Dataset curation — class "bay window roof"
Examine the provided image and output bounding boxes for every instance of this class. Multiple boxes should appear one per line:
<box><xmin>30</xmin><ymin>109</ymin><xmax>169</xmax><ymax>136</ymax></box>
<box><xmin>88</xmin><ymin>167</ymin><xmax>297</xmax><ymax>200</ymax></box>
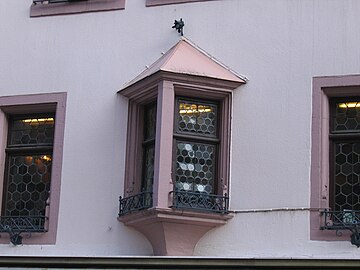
<box><xmin>120</xmin><ymin>37</ymin><xmax>247</xmax><ymax>95</ymax></box>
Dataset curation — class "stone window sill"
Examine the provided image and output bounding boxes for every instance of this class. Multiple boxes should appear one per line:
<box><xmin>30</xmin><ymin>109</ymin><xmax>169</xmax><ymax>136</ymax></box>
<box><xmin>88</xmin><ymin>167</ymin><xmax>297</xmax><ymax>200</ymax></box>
<box><xmin>30</xmin><ymin>0</ymin><xmax>125</xmax><ymax>17</ymax></box>
<box><xmin>146</xmin><ymin>0</ymin><xmax>214</xmax><ymax>7</ymax></box>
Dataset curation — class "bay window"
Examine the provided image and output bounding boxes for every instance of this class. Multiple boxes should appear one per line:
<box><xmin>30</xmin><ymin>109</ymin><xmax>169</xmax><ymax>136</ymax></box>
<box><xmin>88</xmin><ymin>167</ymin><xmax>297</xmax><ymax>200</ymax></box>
<box><xmin>118</xmin><ymin>38</ymin><xmax>246</xmax><ymax>255</ymax></box>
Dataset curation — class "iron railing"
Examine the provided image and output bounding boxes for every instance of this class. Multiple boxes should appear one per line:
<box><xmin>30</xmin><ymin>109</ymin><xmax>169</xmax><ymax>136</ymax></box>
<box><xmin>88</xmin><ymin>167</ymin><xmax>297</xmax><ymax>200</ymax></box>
<box><xmin>170</xmin><ymin>191</ymin><xmax>229</xmax><ymax>214</ymax></box>
<box><xmin>0</xmin><ymin>216</ymin><xmax>48</xmax><ymax>245</ymax></box>
<box><xmin>321</xmin><ymin>209</ymin><xmax>360</xmax><ymax>247</ymax></box>
<box><xmin>118</xmin><ymin>192</ymin><xmax>153</xmax><ymax>216</ymax></box>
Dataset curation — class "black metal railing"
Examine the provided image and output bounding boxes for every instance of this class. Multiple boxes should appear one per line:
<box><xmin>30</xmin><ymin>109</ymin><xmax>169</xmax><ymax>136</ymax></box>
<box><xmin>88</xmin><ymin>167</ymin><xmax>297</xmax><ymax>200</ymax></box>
<box><xmin>118</xmin><ymin>192</ymin><xmax>153</xmax><ymax>216</ymax></box>
<box><xmin>321</xmin><ymin>209</ymin><xmax>360</xmax><ymax>247</ymax></box>
<box><xmin>170</xmin><ymin>191</ymin><xmax>229</xmax><ymax>214</ymax></box>
<box><xmin>0</xmin><ymin>216</ymin><xmax>48</xmax><ymax>245</ymax></box>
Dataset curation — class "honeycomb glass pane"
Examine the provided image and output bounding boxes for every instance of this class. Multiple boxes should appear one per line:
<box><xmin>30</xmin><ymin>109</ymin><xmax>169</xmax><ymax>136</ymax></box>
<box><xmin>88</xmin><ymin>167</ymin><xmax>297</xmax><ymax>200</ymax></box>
<box><xmin>333</xmin><ymin>101</ymin><xmax>360</xmax><ymax>131</ymax></box>
<box><xmin>334</xmin><ymin>142</ymin><xmax>360</xmax><ymax>211</ymax></box>
<box><xmin>142</xmin><ymin>145</ymin><xmax>154</xmax><ymax>192</ymax></box>
<box><xmin>175</xmin><ymin>141</ymin><xmax>215</xmax><ymax>194</ymax></box>
<box><xmin>144</xmin><ymin>103</ymin><xmax>157</xmax><ymax>141</ymax></box>
<box><xmin>4</xmin><ymin>154</ymin><xmax>52</xmax><ymax>216</ymax></box>
<box><xmin>9</xmin><ymin>116</ymin><xmax>55</xmax><ymax>146</ymax></box>
<box><xmin>178</xmin><ymin>100</ymin><xmax>217</xmax><ymax>137</ymax></box>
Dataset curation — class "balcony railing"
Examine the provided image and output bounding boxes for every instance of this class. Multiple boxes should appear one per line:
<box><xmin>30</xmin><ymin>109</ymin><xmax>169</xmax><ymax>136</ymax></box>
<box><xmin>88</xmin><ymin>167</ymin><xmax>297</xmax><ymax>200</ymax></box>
<box><xmin>170</xmin><ymin>191</ymin><xmax>229</xmax><ymax>214</ymax></box>
<box><xmin>0</xmin><ymin>216</ymin><xmax>48</xmax><ymax>245</ymax></box>
<box><xmin>321</xmin><ymin>209</ymin><xmax>360</xmax><ymax>247</ymax></box>
<box><xmin>118</xmin><ymin>192</ymin><xmax>153</xmax><ymax>216</ymax></box>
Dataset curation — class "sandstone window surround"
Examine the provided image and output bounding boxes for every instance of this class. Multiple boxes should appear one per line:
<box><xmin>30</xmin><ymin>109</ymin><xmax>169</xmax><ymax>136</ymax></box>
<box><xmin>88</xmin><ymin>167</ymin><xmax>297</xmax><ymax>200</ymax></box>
<box><xmin>0</xmin><ymin>92</ymin><xmax>66</xmax><ymax>245</ymax></box>
<box><xmin>311</xmin><ymin>75</ymin><xmax>360</xmax><ymax>243</ymax></box>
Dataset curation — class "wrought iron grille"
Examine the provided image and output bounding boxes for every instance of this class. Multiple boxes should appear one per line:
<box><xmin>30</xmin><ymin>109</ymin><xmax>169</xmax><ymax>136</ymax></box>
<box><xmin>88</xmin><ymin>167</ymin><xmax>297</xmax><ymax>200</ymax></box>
<box><xmin>171</xmin><ymin>191</ymin><xmax>229</xmax><ymax>213</ymax></box>
<box><xmin>321</xmin><ymin>209</ymin><xmax>360</xmax><ymax>247</ymax></box>
<box><xmin>0</xmin><ymin>216</ymin><xmax>48</xmax><ymax>245</ymax></box>
<box><xmin>118</xmin><ymin>192</ymin><xmax>153</xmax><ymax>216</ymax></box>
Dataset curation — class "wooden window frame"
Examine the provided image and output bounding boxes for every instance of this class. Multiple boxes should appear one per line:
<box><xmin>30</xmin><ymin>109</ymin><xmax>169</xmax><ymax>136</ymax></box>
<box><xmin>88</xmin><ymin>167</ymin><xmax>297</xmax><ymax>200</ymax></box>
<box><xmin>2</xmin><ymin>113</ymin><xmax>55</xmax><ymax>218</ymax></box>
<box><xmin>173</xmin><ymin>97</ymin><xmax>220</xmax><ymax>195</ymax></box>
<box><xmin>328</xmin><ymin>97</ymin><xmax>360</xmax><ymax>212</ymax></box>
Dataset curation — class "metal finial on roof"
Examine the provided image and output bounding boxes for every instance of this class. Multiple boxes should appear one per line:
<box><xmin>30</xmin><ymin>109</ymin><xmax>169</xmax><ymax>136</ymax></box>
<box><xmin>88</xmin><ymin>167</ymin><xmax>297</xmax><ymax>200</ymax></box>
<box><xmin>172</xmin><ymin>19</ymin><xmax>184</xmax><ymax>36</ymax></box>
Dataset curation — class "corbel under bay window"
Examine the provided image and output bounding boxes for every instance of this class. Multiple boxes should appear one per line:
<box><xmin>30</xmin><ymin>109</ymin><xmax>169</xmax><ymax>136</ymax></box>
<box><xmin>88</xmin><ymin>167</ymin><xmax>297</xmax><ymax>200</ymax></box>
<box><xmin>118</xmin><ymin>38</ymin><xmax>246</xmax><ymax>256</ymax></box>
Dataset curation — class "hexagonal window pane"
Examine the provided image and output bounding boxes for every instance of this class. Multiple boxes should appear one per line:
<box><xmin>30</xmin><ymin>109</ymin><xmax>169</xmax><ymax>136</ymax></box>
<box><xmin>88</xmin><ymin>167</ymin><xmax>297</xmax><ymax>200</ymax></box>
<box><xmin>336</xmin><ymin>174</ymin><xmax>347</xmax><ymax>185</ymax></box>
<box><xmin>177</xmin><ymin>100</ymin><xmax>218</xmax><ymax>137</ymax></box>
<box><xmin>9</xmin><ymin>116</ymin><xmax>55</xmax><ymax>146</ymax></box>
<box><xmin>4</xmin><ymin>153</ymin><xmax>52</xmax><ymax>217</ymax></box>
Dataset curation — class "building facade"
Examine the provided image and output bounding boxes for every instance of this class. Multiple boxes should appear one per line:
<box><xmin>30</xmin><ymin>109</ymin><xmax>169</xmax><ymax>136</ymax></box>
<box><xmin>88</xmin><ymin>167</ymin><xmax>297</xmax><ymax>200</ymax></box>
<box><xmin>1</xmin><ymin>0</ymin><xmax>360</xmax><ymax>263</ymax></box>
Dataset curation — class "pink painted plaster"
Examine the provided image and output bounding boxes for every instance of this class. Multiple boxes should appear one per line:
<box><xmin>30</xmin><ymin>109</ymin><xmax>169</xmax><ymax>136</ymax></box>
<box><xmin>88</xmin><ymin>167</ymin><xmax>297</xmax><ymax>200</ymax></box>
<box><xmin>311</xmin><ymin>75</ymin><xmax>360</xmax><ymax>241</ymax></box>
<box><xmin>30</xmin><ymin>0</ymin><xmax>125</xmax><ymax>17</ymax></box>
<box><xmin>0</xmin><ymin>92</ymin><xmax>67</xmax><ymax>245</ymax></box>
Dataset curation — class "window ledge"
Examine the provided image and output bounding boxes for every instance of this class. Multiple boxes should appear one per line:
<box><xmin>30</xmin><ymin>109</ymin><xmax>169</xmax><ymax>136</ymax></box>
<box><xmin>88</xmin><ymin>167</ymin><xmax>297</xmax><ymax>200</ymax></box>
<box><xmin>30</xmin><ymin>0</ymin><xmax>125</xmax><ymax>17</ymax></box>
<box><xmin>146</xmin><ymin>0</ymin><xmax>215</xmax><ymax>7</ymax></box>
<box><xmin>118</xmin><ymin>207</ymin><xmax>233</xmax><ymax>256</ymax></box>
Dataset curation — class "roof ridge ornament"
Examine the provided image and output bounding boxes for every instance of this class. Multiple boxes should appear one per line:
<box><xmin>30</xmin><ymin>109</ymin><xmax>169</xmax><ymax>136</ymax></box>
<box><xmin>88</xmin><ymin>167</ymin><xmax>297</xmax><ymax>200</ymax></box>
<box><xmin>172</xmin><ymin>18</ymin><xmax>184</xmax><ymax>36</ymax></box>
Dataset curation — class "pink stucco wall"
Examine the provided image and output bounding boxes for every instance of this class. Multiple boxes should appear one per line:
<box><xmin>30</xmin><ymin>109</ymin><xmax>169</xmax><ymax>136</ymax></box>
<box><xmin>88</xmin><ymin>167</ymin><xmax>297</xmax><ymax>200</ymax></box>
<box><xmin>1</xmin><ymin>0</ymin><xmax>360</xmax><ymax>258</ymax></box>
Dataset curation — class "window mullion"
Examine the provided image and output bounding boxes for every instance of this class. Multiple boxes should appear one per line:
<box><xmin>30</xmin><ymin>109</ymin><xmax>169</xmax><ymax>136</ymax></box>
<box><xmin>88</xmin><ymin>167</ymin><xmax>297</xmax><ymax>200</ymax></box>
<box><xmin>173</xmin><ymin>133</ymin><xmax>219</xmax><ymax>144</ymax></box>
<box><xmin>5</xmin><ymin>146</ymin><xmax>53</xmax><ymax>154</ymax></box>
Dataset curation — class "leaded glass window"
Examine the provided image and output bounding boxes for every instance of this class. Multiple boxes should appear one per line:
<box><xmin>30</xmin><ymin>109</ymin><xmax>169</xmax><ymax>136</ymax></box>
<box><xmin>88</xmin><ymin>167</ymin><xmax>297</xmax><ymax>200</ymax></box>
<box><xmin>177</xmin><ymin>100</ymin><xmax>217</xmax><ymax>137</ymax></box>
<box><xmin>175</xmin><ymin>142</ymin><xmax>215</xmax><ymax>194</ymax></box>
<box><xmin>174</xmin><ymin>99</ymin><xmax>218</xmax><ymax>195</ymax></box>
<box><xmin>330</xmin><ymin>99</ymin><xmax>360</xmax><ymax>211</ymax></box>
<box><xmin>2</xmin><ymin>115</ymin><xmax>54</xmax><ymax>219</ymax></box>
<box><xmin>142</xmin><ymin>103</ymin><xmax>157</xmax><ymax>193</ymax></box>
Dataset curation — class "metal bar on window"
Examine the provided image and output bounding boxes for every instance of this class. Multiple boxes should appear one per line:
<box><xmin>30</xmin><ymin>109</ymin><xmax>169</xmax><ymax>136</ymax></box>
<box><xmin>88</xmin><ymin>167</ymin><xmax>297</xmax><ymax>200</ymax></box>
<box><xmin>170</xmin><ymin>190</ymin><xmax>229</xmax><ymax>214</ymax></box>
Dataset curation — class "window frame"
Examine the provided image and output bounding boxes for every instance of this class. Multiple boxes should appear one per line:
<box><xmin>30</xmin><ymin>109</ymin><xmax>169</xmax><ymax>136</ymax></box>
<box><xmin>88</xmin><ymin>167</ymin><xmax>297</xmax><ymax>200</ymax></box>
<box><xmin>328</xmin><ymin>98</ymin><xmax>360</xmax><ymax>212</ymax></box>
<box><xmin>311</xmin><ymin>75</ymin><xmax>360</xmax><ymax>241</ymax></box>
<box><xmin>30</xmin><ymin>0</ymin><xmax>125</xmax><ymax>17</ymax></box>
<box><xmin>0</xmin><ymin>92</ymin><xmax>66</xmax><ymax>245</ymax></box>
<box><xmin>2</xmin><ymin>113</ymin><xmax>55</xmax><ymax>218</ymax></box>
<box><xmin>173</xmin><ymin>97</ymin><xmax>220</xmax><ymax>195</ymax></box>
<box><xmin>141</xmin><ymin>102</ymin><xmax>157</xmax><ymax>194</ymax></box>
